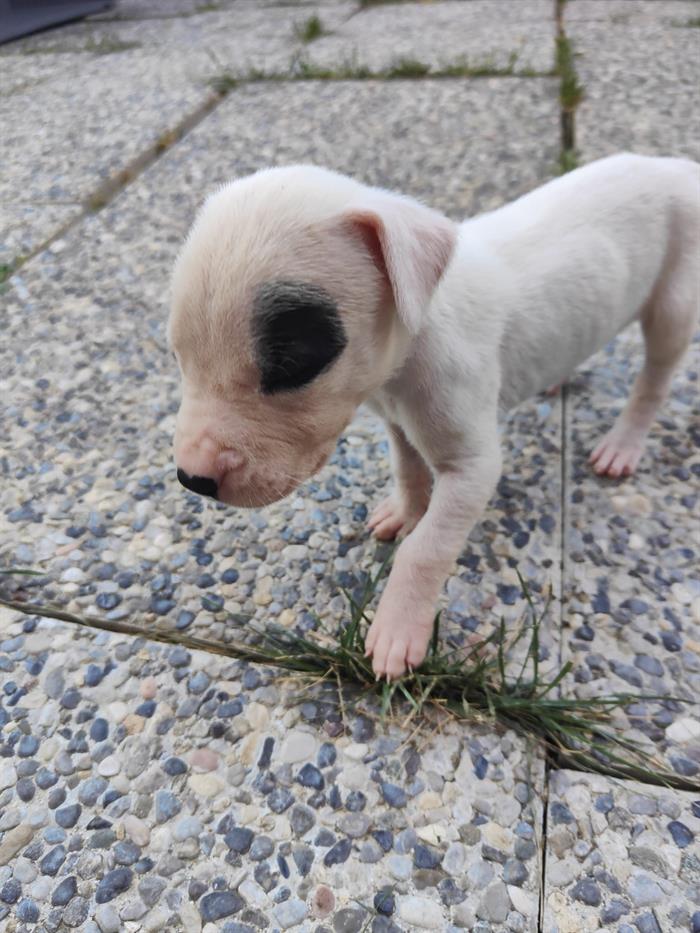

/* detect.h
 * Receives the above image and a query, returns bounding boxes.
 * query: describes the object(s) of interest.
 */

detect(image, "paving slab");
[543,769,700,933]
[0,604,546,932]
[0,50,214,207]
[564,0,700,161]
[0,203,81,267]
[561,328,700,779]
[558,0,700,779]
[302,0,555,75]
[0,1,342,265]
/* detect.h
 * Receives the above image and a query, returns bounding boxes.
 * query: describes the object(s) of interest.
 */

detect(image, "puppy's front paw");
[364,606,434,680]
[367,495,426,541]
[589,427,646,478]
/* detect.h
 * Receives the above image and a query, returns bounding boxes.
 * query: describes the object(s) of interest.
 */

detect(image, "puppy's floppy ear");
[344,194,457,334]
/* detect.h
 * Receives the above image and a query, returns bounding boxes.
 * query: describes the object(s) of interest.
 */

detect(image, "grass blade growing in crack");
[0,565,697,792]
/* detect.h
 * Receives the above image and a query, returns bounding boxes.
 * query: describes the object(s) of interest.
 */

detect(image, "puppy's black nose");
[176,468,218,500]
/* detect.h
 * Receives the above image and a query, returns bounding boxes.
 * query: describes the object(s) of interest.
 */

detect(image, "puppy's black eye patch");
[253,281,347,395]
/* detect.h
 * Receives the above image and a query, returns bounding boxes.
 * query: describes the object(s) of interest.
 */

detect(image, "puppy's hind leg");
[590,257,699,478]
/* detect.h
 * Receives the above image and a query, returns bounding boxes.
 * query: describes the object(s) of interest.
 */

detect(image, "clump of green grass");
[0,263,14,285]
[556,34,584,111]
[386,57,431,79]
[294,14,325,43]
[1,563,697,792]
[209,72,239,95]
[206,49,547,89]
[555,30,583,170]
[557,148,579,174]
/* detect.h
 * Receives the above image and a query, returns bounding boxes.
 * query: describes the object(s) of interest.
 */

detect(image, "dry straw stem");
[1,565,697,793]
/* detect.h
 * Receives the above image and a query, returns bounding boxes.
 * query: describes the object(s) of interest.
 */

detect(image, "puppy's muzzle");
[176,468,218,500]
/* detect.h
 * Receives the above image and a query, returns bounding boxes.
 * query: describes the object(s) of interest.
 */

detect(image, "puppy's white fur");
[170,153,700,678]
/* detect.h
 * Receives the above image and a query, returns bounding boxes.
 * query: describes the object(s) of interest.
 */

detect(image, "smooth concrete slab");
[543,769,700,933]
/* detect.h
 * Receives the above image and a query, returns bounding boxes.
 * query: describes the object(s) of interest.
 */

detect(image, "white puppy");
[169,153,700,679]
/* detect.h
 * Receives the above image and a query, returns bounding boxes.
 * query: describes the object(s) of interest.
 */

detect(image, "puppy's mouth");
[217,448,333,509]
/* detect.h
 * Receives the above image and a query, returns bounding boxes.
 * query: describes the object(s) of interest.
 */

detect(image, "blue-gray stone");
[40,845,66,876]
[609,661,643,688]
[324,838,352,866]
[634,654,663,677]
[473,755,488,779]
[162,756,187,776]
[224,827,254,854]
[168,646,191,667]
[139,876,167,907]
[217,700,242,718]
[84,664,104,687]
[114,841,141,865]
[16,899,39,923]
[155,791,181,823]
[661,632,681,652]
[249,836,274,861]
[600,899,629,923]
[199,891,244,922]
[372,830,393,852]
[176,610,195,630]
[90,718,108,742]
[0,880,21,904]
[95,868,133,903]
[670,756,699,777]
[43,827,66,845]
[691,911,700,933]
[346,791,366,812]
[374,888,395,916]
[268,787,294,813]
[96,593,121,610]
[289,805,315,836]
[296,763,324,790]
[293,845,314,876]
[35,768,58,790]
[550,802,575,824]
[438,878,466,906]
[55,804,80,828]
[635,913,662,933]
[79,777,108,806]
[570,879,601,906]
[503,858,528,886]
[16,777,35,802]
[188,671,210,694]
[667,821,694,848]
[51,876,77,906]
[380,783,407,808]
[413,845,442,869]
[317,743,336,768]
[594,793,614,813]
[17,735,39,757]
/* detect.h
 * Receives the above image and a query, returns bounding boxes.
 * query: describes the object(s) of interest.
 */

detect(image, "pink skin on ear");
[345,197,457,335]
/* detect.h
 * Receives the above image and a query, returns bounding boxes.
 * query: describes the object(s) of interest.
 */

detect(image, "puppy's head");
[168,165,456,507]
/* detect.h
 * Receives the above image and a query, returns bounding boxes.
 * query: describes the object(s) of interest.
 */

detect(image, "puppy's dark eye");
[253,281,347,395]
